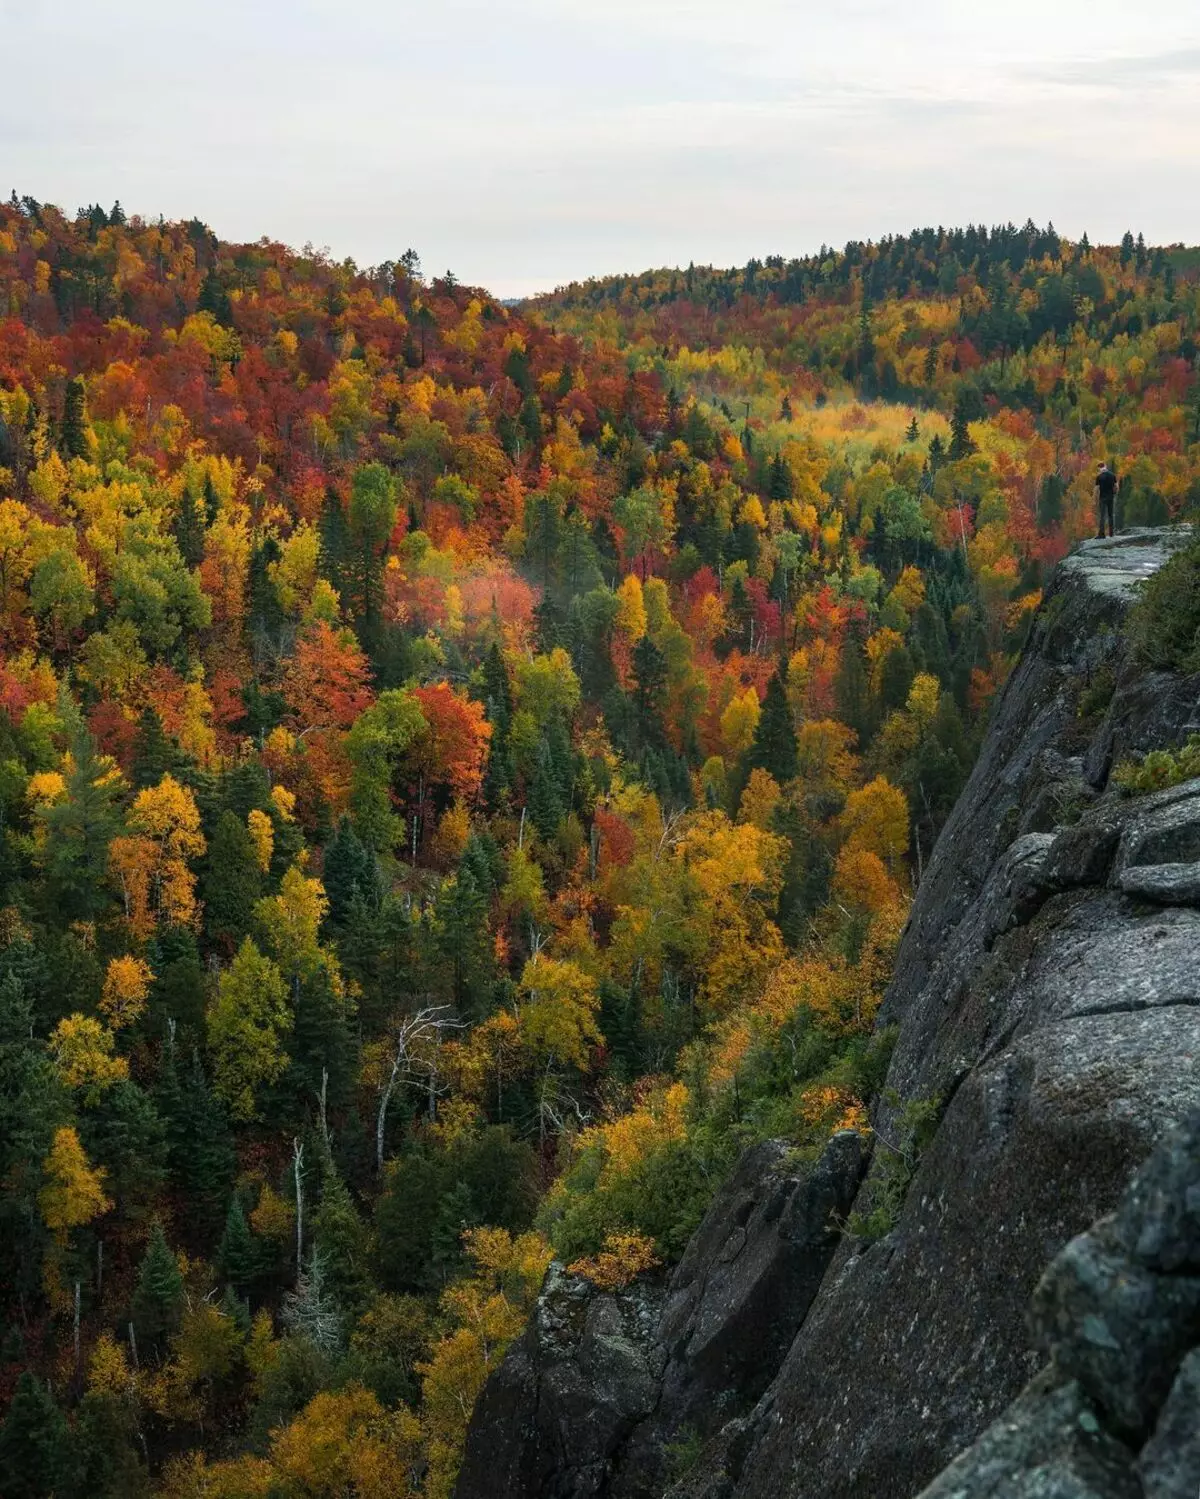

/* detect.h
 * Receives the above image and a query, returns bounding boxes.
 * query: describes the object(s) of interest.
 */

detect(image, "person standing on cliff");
[1095,462,1118,538]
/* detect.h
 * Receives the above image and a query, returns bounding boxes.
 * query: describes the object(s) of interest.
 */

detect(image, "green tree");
[347,462,398,629]
[217,1196,261,1297]
[37,725,121,924]
[746,669,798,783]
[207,938,292,1122]
[60,375,90,459]
[202,810,262,953]
[132,1220,185,1355]
[0,1371,75,1499]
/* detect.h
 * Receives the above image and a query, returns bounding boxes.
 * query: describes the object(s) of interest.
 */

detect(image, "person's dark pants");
[1098,494,1115,538]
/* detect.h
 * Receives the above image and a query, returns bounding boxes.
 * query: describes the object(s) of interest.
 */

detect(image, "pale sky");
[3,0,1199,297]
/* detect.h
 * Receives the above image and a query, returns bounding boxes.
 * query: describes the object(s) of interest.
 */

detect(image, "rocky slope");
[454,529,1200,1499]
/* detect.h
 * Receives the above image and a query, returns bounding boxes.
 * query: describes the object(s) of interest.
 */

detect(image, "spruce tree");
[202,810,262,952]
[217,1196,260,1297]
[528,739,565,841]
[948,396,976,460]
[747,669,799,782]
[60,376,89,459]
[132,1220,185,1353]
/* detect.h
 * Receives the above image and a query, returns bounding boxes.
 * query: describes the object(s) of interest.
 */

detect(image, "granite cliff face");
[455,530,1200,1499]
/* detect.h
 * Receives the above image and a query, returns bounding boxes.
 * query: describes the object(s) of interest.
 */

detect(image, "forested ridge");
[0,194,1197,1498]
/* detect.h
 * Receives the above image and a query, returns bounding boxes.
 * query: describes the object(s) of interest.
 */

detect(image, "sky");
[3,0,1200,298]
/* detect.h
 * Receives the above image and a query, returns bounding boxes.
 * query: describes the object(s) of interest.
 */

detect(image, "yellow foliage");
[738,767,781,830]
[719,687,760,757]
[517,955,602,1069]
[247,808,274,873]
[615,573,647,641]
[100,954,153,1028]
[568,1232,661,1290]
[839,776,909,867]
[49,1013,128,1097]
[40,1126,111,1236]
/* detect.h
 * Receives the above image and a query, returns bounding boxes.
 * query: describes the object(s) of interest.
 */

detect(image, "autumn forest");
[0,196,1198,1498]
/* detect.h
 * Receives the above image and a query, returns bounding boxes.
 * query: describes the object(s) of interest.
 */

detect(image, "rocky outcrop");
[455,531,1200,1499]
[917,1111,1200,1499]
[455,1132,868,1499]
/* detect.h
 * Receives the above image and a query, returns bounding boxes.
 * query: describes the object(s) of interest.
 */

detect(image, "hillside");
[0,198,1197,1498]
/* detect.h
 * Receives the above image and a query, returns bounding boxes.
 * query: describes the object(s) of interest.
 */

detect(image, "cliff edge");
[455,529,1200,1499]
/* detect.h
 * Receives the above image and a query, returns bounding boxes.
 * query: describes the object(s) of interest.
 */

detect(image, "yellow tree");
[49,1014,128,1099]
[40,1126,111,1240]
[100,954,153,1028]
[110,774,206,938]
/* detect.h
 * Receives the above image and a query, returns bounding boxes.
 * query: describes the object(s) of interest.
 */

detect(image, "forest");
[0,195,1197,1498]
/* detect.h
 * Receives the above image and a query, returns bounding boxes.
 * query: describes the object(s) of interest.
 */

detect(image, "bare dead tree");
[375,1005,463,1173]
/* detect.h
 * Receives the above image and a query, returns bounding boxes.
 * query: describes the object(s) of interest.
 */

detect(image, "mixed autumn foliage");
[1,194,1199,1497]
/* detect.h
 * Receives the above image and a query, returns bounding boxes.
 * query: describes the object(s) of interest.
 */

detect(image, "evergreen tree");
[158,1049,235,1244]
[37,725,122,924]
[746,669,798,782]
[905,415,920,443]
[948,395,977,460]
[202,810,262,952]
[1037,472,1065,529]
[835,629,872,747]
[631,634,668,749]
[0,1371,75,1499]
[217,1196,260,1297]
[173,484,207,568]
[60,376,89,459]
[323,818,381,927]
[132,1220,185,1353]
[528,739,565,841]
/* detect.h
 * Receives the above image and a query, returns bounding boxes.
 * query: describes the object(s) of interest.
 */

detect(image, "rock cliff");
[454,530,1200,1499]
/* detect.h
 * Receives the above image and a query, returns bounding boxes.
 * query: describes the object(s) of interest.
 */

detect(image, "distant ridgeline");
[0,195,1197,1498]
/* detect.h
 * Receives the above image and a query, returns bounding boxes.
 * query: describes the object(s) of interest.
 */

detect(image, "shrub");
[1127,527,1200,673]
[1112,734,1200,794]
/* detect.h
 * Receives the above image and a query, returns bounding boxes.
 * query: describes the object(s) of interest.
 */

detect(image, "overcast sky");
[3,0,1199,297]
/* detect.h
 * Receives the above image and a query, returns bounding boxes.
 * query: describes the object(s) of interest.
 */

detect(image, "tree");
[207,937,292,1121]
[202,809,262,952]
[39,1125,111,1238]
[517,955,601,1071]
[61,375,90,459]
[132,1219,185,1353]
[746,669,798,783]
[100,955,153,1029]
[37,726,122,924]
[284,620,374,732]
[218,1196,261,1296]
[948,395,976,460]
[0,1371,75,1499]
[347,463,398,628]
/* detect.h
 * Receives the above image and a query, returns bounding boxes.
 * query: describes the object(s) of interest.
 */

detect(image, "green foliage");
[1112,733,1200,794]
[1127,528,1200,673]
[847,1091,942,1242]
[132,1220,185,1353]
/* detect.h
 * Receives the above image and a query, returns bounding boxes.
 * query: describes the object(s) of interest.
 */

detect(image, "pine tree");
[202,810,262,953]
[747,669,798,783]
[905,416,920,443]
[836,629,873,748]
[132,1220,185,1353]
[0,1372,75,1499]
